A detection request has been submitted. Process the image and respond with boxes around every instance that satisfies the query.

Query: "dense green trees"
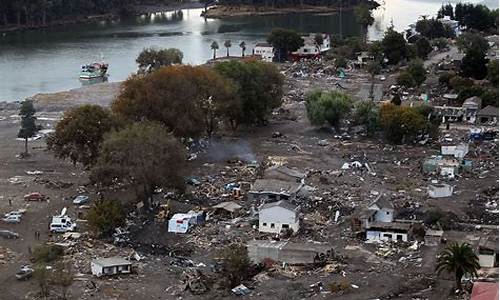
[214,60,284,128]
[381,26,408,65]
[47,105,117,167]
[305,90,352,129]
[18,100,37,155]
[267,28,304,61]
[487,60,499,86]
[436,242,480,291]
[415,17,455,39]
[136,47,183,74]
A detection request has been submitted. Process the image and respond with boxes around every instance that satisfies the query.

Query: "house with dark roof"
[248,179,303,202]
[258,200,299,234]
[477,105,499,125]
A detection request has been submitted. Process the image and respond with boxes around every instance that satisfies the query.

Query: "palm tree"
[436,242,480,291]
[239,41,246,57]
[210,41,219,59]
[224,40,232,57]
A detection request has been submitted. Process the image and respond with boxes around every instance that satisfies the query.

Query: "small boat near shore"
[79,62,108,80]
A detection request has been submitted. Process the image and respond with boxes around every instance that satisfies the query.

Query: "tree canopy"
[136,47,183,74]
[305,90,352,129]
[381,26,408,65]
[92,122,187,208]
[47,105,116,167]
[267,28,304,62]
[112,65,237,138]
[436,242,480,291]
[18,100,37,155]
[214,60,284,127]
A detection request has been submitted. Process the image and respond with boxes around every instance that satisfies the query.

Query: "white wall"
[91,262,102,277]
[254,47,273,62]
[259,206,299,234]
[479,254,495,268]
[366,230,408,242]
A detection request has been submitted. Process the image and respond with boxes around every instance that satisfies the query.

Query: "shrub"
[219,244,252,287]
[448,76,473,91]
[33,244,64,263]
[86,200,125,237]
[397,71,415,88]
[305,90,352,129]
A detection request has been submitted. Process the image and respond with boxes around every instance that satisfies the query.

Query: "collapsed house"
[258,200,299,234]
[422,156,472,178]
[476,235,499,268]
[290,33,331,60]
[210,201,242,219]
[423,142,472,178]
[433,96,481,124]
[263,166,306,183]
[247,240,333,265]
[352,195,412,243]
[424,229,444,246]
[476,105,499,125]
[91,257,132,277]
[168,212,205,234]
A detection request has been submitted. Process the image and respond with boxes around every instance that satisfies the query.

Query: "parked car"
[4,210,23,218]
[0,230,19,239]
[2,215,21,223]
[73,195,89,205]
[15,265,33,280]
[24,192,46,202]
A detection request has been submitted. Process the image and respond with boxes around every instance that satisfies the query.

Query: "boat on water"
[79,62,108,80]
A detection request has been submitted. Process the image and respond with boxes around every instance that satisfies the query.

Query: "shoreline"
[202,5,344,19]
[0,2,205,34]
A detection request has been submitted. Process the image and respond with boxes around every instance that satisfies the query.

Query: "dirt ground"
[0,50,498,300]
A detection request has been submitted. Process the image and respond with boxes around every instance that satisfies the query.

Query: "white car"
[73,195,89,205]
[2,215,21,224]
[4,210,23,218]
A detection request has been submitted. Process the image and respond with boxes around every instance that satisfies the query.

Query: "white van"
[49,208,77,233]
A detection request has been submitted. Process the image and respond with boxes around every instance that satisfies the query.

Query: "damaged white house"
[91,257,132,277]
[352,195,412,242]
[428,183,454,198]
[441,143,469,159]
[259,200,299,234]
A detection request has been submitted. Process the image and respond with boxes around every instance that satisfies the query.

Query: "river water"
[0,0,496,102]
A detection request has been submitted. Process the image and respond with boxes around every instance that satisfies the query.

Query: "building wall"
[254,47,273,62]
[479,254,496,268]
[366,230,408,242]
[428,185,454,198]
[259,206,299,233]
